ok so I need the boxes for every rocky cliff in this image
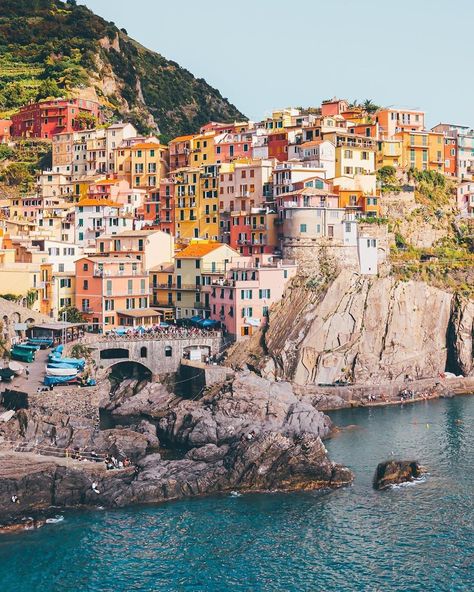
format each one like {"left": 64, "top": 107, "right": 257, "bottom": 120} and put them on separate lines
{"left": 0, "top": 371, "right": 352, "bottom": 526}
{"left": 229, "top": 270, "right": 474, "bottom": 386}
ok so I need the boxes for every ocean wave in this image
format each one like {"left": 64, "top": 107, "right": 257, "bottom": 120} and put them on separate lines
{"left": 45, "top": 515, "right": 64, "bottom": 524}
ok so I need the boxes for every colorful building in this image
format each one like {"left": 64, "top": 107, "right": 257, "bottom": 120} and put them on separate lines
{"left": 376, "top": 108, "right": 425, "bottom": 138}
{"left": 205, "top": 255, "right": 297, "bottom": 339}
{"left": 75, "top": 256, "right": 149, "bottom": 331}
{"left": 11, "top": 98, "right": 100, "bottom": 140}
{"left": 229, "top": 209, "right": 278, "bottom": 257}
{"left": 162, "top": 241, "right": 239, "bottom": 319}
{"left": 395, "top": 131, "right": 444, "bottom": 172}
{"left": 130, "top": 142, "right": 168, "bottom": 189}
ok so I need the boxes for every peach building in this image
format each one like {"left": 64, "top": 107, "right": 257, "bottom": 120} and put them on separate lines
{"left": 376, "top": 108, "right": 425, "bottom": 138}
{"left": 75, "top": 256, "right": 150, "bottom": 332}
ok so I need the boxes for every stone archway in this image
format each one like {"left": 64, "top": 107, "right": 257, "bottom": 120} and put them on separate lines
{"left": 107, "top": 360, "right": 153, "bottom": 381}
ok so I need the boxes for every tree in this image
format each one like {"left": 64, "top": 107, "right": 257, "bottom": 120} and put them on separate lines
{"left": 25, "top": 289, "right": 37, "bottom": 309}
{"left": 362, "top": 99, "right": 380, "bottom": 114}
{"left": 0, "top": 81, "right": 35, "bottom": 109}
{"left": 1, "top": 162, "right": 34, "bottom": 189}
{"left": 76, "top": 111, "right": 97, "bottom": 130}
{"left": 59, "top": 306, "right": 85, "bottom": 323}
{"left": 0, "top": 293, "right": 21, "bottom": 302}
{"left": 36, "top": 78, "right": 62, "bottom": 101}
{"left": 0, "top": 145, "right": 14, "bottom": 161}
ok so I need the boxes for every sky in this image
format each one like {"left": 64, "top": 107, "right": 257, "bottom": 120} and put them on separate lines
{"left": 79, "top": 0, "right": 474, "bottom": 127}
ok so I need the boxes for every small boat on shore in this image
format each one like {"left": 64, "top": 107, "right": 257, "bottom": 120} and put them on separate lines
{"left": 45, "top": 366, "right": 79, "bottom": 377}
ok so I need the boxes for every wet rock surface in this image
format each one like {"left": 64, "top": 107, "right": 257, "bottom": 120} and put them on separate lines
{"left": 373, "top": 460, "right": 424, "bottom": 490}
{"left": 0, "top": 371, "right": 352, "bottom": 525}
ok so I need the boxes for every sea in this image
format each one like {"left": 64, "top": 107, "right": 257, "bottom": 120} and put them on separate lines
{"left": 0, "top": 396, "right": 472, "bottom": 591}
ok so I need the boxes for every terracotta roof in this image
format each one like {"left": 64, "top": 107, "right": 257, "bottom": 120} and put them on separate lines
{"left": 175, "top": 242, "right": 225, "bottom": 259}
{"left": 76, "top": 198, "right": 118, "bottom": 207}
{"left": 170, "top": 135, "right": 194, "bottom": 143}
{"left": 131, "top": 142, "right": 166, "bottom": 150}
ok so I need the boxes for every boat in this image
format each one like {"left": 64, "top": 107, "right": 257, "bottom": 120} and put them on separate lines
{"left": 18, "top": 343, "right": 40, "bottom": 352}
{"left": 0, "top": 368, "right": 16, "bottom": 382}
{"left": 47, "top": 361, "right": 83, "bottom": 370}
{"left": 43, "top": 374, "right": 79, "bottom": 387}
{"left": 8, "top": 361, "right": 25, "bottom": 374}
{"left": 11, "top": 345, "right": 35, "bottom": 363}
{"left": 45, "top": 366, "right": 79, "bottom": 377}
{"left": 27, "top": 338, "right": 54, "bottom": 349}
{"left": 47, "top": 354, "right": 85, "bottom": 369}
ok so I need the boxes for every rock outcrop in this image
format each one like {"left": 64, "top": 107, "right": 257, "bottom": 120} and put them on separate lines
{"left": 240, "top": 270, "right": 474, "bottom": 385}
{"left": 0, "top": 372, "right": 352, "bottom": 526}
{"left": 373, "top": 460, "right": 424, "bottom": 490}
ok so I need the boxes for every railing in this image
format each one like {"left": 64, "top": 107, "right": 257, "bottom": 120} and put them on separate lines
{"left": 77, "top": 330, "right": 222, "bottom": 343}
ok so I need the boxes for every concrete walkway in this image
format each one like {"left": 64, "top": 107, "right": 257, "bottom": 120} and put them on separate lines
{"left": 4, "top": 348, "right": 49, "bottom": 393}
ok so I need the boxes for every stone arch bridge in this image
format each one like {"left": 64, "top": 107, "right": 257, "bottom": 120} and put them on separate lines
{"left": 79, "top": 333, "right": 223, "bottom": 379}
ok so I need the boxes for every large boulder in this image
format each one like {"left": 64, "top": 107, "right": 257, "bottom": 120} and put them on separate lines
{"left": 373, "top": 460, "right": 424, "bottom": 490}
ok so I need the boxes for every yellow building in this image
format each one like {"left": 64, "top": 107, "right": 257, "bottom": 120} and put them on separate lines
{"left": 174, "top": 165, "right": 220, "bottom": 242}
{"left": 376, "top": 139, "right": 403, "bottom": 168}
{"left": 189, "top": 132, "right": 216, "bottom": 167}
{"left": 130, "top": 142, "right": 169, "bottom": 189}
{"left": 323, "top": 132, "right": 377, "bottom": 177}
{"left": 39, "top": 266, "right": 76, "bottom": 318}
{"left": 395, "top": 131, "right": 445, "bottom": 172}
{"left": 171, "top": 241, "right": 239, "bottom": 319}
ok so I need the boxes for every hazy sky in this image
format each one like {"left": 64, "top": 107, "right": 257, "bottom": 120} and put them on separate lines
{"left": 79, "top": 0, "right": 473, "bottom": 127}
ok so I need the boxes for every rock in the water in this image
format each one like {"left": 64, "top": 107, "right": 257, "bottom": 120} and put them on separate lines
{"left": 373, "top": 460, "right": 424, "bottom": 490}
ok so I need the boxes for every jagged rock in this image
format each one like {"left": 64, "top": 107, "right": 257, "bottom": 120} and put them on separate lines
{"left": 135, "top": 419, "right": 160, "bottom": 449}
{"left": 158, "top": 371, "right": 332, "bottom": 447}
{"left": 373, "top": 460, "right": 424, "bottom": 490}
{"left": 106, "top": 381, "right": 174, "bottom": 419}
{"left": 255, "top": 270, "right": 470, "bottom": 385}
{"left": 94, "top": 429, "right": 149, "bottom": 461}
{"left": 185, "top": 444, "right": 229, "bottom": 463}
{"left": 0, "top": 371, "right": 351, "bottom": 525}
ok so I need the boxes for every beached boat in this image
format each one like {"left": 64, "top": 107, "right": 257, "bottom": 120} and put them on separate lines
{"left": 45, "top": 366, "right": 79, "bottom": 377}
{"left": 11, "top": 345, "right": 35, "bottom": 363}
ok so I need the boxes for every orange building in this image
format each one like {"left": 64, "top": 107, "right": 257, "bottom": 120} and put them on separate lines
{"left": 443, "top": 137, "right": 457, "bottom": 177}
{"left": 337, "top": 189, "right": 380, "bottom": 217}
{"left": 0, "top": 119, "right": 12, "bottom": 143}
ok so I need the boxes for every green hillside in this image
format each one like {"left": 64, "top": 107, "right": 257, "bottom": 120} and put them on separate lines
{"left": 0, "top": 0, "right": 245, "bottom": 139}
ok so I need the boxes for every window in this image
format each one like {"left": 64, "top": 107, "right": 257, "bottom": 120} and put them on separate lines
{"left": 300, "top": 224, "right": 307, "bottom": 233}
{"left": 241, "top": 289, "right": 253, "bottom": 299}
{"left": 60, "top": 278, "right": 71, "bottom": 288}
{"left": 81, "top": 298, "right": 90, "bottom": 312}
{"left": 259, "top": 289, "right": 271, "bottom": 299}
{"left": 344, "top": 149, "right": 353, "bottom": 158}
{"left": 83, "top": 263, "right": 89, "bottom": 271}
{"left": 140, "top": 346, "right": 147, "bottom": 358}
{"left": 165, "top": 346, "right": 172, "bottom": 357}
{"left": 195, "top": 259, "right": 201, "bottom": 269}
{"left": 83, "top": 280, "right": 89, "bottom": 290}
{"left": 128, "top": 279, "right": 133, "bottom": 294}
{"left": 241, "top": 307, "right": 253, "bottom": 317}
{"left": 263, "top": 306, "right": 269, "bottom": 317}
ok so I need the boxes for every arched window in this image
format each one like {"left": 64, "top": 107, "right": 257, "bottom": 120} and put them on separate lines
{"left": 140, "top": 346, "right": 147, "bottom": 358}
{"left": 165, "top": 346, "right": 172, "bottom": 357}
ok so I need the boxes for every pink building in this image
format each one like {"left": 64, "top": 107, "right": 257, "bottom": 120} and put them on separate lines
{"left": 75, "top": 256, "right": 150, "bottom": 332}
{"left": 214, "top": 132, "right": 254, "bottom": 163}
{"left": 229, "top": 210, "right": 278, "bottom": 257}
{"left": 206, "top": 255, "right": 297, "bottom": 339}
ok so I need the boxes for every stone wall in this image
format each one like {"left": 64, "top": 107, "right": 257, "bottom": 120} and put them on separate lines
{"left": 90, "top": 335, "right": 223, "bottom": 379}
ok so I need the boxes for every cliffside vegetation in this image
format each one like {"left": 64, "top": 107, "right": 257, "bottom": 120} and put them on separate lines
{"left": 0, "top": 0, "right": 245, "bottom": 139}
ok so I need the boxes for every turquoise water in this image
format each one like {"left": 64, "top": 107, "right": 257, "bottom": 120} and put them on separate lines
{"left": 1, "top": 396, "right": 473, "bottom": 591}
